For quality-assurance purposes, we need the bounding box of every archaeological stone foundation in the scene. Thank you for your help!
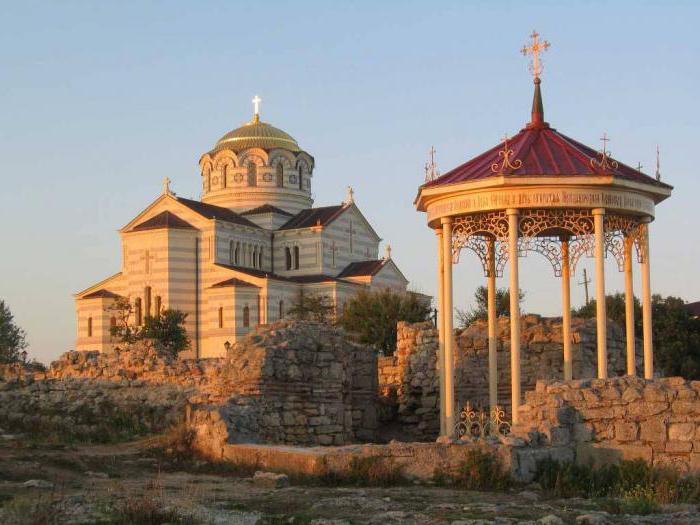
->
[3,318,700,481]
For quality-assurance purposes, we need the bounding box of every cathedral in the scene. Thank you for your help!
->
[75,99,409,358]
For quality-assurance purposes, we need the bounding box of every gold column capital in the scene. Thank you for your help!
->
[592,208,606,216]
[440,216,454,226]
[506,208,520,216]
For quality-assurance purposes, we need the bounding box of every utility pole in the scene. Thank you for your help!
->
[578,268,591,305]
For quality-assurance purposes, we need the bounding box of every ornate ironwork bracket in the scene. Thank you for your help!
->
[456,402,511,440]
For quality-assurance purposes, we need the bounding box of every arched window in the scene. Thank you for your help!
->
[229,240,235,264]
[252,246,257,268]
[298,167,303,190]
[154,296,161,317]
[276,164,284,187]
[206,172,211,192]
[285,247,292,270]
[247,163,257,187]
[135,298,143,326]
[110,316,117,332]
[222,165,227,188]
[258,247,263,269]
[218,306,224,328]
[144,286,152,318]
[294,246,300,270]
[234,242,240,265]
[278,300,284,319]
[243,305,250,328]
[87,316,93,337]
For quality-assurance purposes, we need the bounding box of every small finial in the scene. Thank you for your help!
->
[521,30,550,127]
[163,176,172,195]
[521,30,551,80]
[655,145,661,181]
[252,95,261,123]
[384,244,392,260]
[424,146,440,182]
[636,162,643,172]
[345,186,355,205]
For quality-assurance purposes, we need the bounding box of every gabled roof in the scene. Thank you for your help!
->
[423,79,673,191]
[81,289,122,300]
[278,204,347,230]
[211,277,259,288]
[131,211,196,232]
[176,197,261,228]
[241,204,293,217]
[337,259,388,278]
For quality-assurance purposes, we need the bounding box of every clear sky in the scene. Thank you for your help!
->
[2,1,699,364]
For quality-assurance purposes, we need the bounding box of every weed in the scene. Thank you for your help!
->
[0,493,67,525]
[106,478,199,525]
[452,448,512,491]
[622,485,660,515]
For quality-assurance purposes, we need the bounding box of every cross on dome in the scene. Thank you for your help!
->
[521,30,551,79]
[252,95,261,121]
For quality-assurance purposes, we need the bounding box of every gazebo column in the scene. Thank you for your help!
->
[593,208,608,379]
[487,237,497,411]
[624,235,636,376]
[641,221,654,379]
[561,237,572,381]
[441,217,456,436]
[436,229,446,435]
[507,209,521,425]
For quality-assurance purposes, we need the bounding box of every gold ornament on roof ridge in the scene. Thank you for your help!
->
[590,132,619,171]
[521,30,551,79]
[491,134,523,173]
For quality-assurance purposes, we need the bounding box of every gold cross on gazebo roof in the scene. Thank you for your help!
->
[521,30,551,79]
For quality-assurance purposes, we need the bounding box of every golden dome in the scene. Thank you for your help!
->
[212,116,301,153]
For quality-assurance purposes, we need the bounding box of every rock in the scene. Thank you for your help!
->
[518,490,540,502]
[23,479,54,488]
[539,515,565,525]
[252,471,290,489]
[575,513,609,525]
[309,520,351,525]
[85,470,109,479]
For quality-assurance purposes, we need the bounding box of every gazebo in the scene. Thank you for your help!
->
[415,32,673,437]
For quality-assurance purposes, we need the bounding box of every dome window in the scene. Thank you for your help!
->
[247,163,257,187]
[276,164,284,188]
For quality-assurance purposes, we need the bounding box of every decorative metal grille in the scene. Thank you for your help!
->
[455,402,511,440]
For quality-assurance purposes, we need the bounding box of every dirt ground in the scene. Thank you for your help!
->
[0,434,698,525]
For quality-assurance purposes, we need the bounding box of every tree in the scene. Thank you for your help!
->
[338,288,431,355]
[140,309,190,357]
[572,293,700,380]
[106,296,140,344]
[572,292,642,333]
[456,286,524,328]
[0,300,28,364]
[287,290,335,322]
[106,297,189,357]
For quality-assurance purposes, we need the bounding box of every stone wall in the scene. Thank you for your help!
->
[377,322,439,441]
[378,316,641,441]
[4,321,377,447]
[514,376,700,474]
[192,321,378,446]
[0,377,191,442]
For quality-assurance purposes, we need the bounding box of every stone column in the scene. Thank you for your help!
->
[641,222,654,379]
[561,237,572,381]
[441,217,456,436]
[487,237,497,411]
[624,235,636,376]
[436,229,446,435]
[507,209,521,425]
[593,208,608,379]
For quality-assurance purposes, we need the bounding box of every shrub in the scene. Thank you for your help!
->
[622,485,660,515]
[452,448,512,491]
[108,479,198,524]
[0,493,67,525]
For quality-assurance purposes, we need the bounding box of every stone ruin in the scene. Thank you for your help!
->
[5,316,700,482]
[378,315,643,441]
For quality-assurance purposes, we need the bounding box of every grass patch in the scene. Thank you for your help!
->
[0,493,67,525]
[104,478,200,525]
[536,457,700,511]
[433,448,512,491]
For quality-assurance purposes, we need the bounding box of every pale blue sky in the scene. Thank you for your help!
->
[2,1,698,363]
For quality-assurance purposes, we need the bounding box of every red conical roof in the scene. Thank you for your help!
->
[423,81,671,190]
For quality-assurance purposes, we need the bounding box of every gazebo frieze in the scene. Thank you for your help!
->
[426,185,656,226]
